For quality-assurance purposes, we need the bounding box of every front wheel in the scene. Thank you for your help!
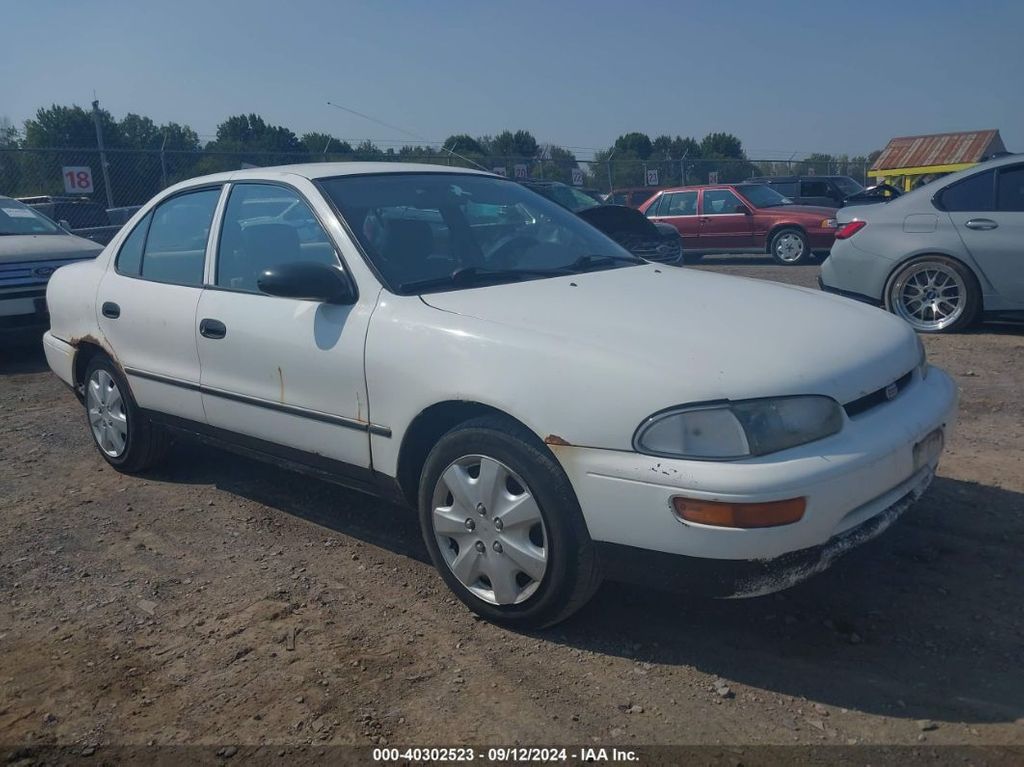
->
[418,416,601,628]
[769,228,811,265]
[884,256,980,333]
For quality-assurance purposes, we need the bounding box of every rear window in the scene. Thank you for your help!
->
[55,203,109,228]
[997,165,1024,212]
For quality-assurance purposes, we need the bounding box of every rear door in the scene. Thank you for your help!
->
[96,186,223,422]
[698,188,754,250]
[649,191,700,246]
[942,165,1024,306]
[799,179,839,208]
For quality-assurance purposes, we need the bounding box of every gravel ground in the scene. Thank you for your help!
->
[1,257,1022,753]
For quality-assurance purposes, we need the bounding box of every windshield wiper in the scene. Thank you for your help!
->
[398,265,562,293]
[563,254,642,270]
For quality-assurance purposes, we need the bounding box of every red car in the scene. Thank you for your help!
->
[640,183,838,265]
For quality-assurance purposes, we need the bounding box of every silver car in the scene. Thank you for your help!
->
[1,196,103,342]
[820,154,1023,332]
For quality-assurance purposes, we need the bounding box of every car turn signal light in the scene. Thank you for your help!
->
[835,220,867,240]
[671,496,806,528]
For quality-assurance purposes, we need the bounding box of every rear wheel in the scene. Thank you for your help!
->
[769,228,811,265]
[884,256,980,333]
[83,355,170,472]
[418,416,601,628]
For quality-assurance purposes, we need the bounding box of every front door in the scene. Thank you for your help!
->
[698,188,754,251]
[196,181,375,472]
[96,186,223,422]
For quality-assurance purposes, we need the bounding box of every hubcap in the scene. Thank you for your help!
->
[891,263,966,331]
[86,369,128,457]
[775,232,805,262]
[431,455,548,606]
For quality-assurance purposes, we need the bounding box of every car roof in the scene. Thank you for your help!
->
[179,162,496,188]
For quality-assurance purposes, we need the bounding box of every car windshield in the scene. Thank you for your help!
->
[832,176,864,197]
[0,199,61,235]
[738,184,793,208]
[320,173,639,294]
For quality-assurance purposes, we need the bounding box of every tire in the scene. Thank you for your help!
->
[769,228,811,265]
[884,256,980,333]
[83,354,170,472]
[418,415,602,628]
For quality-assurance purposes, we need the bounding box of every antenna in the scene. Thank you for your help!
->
[326,101,491,173]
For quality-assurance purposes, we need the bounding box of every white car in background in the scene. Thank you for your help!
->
[43,163,957,627]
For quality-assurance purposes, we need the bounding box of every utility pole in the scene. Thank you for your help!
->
[92,99,114,208]
[606,148,616,194]
[160,132,168,189]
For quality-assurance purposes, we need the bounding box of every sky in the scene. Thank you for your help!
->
[3,0,1022,160]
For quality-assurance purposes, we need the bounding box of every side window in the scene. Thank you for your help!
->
[997,166,1024,212]
[115,213,151,276]
[217,183,338,293]
[772,182,799,197]
[800,180,830,198]
[940,170,995,212]
[665,191,698,215]
[701,189,742,214]
[644,195,663,217]
[140,188,220,286]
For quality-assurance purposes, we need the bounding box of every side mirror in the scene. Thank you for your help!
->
[257,261,356,304]
[734,204,752,215]
[58,219,72,230]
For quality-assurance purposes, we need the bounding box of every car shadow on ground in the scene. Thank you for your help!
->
[0,340,48,375]
[149,442,1022,725]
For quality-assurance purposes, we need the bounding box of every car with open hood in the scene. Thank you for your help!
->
[42,163,957,627]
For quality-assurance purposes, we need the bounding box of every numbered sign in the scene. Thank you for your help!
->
[571,168,584,186]
[708,171,720,184]
[492,166,507,177]
[513,164,528,180]
[645,169,659,186]
[62,166,94,193]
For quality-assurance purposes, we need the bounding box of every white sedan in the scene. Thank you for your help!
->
[42,163,958,627]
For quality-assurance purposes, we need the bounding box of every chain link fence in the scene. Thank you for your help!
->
[0,147,871,211]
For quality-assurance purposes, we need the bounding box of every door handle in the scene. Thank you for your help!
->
[964,218,998,230]
[199,318,227,340]
[101,301,120,319]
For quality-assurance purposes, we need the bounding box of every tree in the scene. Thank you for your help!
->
[301,132,353,158]
[442,134,483,155]
[487,130,538,159]
[614,132,653,160]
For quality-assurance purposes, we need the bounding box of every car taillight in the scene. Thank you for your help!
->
[835,220,866,239]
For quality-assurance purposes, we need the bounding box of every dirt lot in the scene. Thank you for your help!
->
[1,257,1022,754]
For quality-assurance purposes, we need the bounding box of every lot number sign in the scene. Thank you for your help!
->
[708,171,720,184]
[571,168,584,186]
[646,169,659,186]
[514,164,528,180]
[62,166,94,194]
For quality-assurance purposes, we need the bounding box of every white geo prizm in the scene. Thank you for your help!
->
[43,163,958,627]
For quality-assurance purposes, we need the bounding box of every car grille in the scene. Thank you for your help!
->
[843,370,913,418]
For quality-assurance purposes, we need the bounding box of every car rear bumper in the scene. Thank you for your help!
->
[551,367,957,583]
[42,331,76,389]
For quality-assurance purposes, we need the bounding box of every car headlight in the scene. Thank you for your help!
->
[916,335,930,379]
[634,396,844,460]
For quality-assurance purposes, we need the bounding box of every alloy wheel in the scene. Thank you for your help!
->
[431,455,548,606]
[774,232,806,263]
[87,369,128,457]
[891,262,966,331]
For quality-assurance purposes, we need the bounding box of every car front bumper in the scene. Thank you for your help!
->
[551,366,958,595]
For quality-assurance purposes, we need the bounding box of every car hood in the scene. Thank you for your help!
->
[420,264,918,408]
[0,233,103,264]
[577,204,661,237]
